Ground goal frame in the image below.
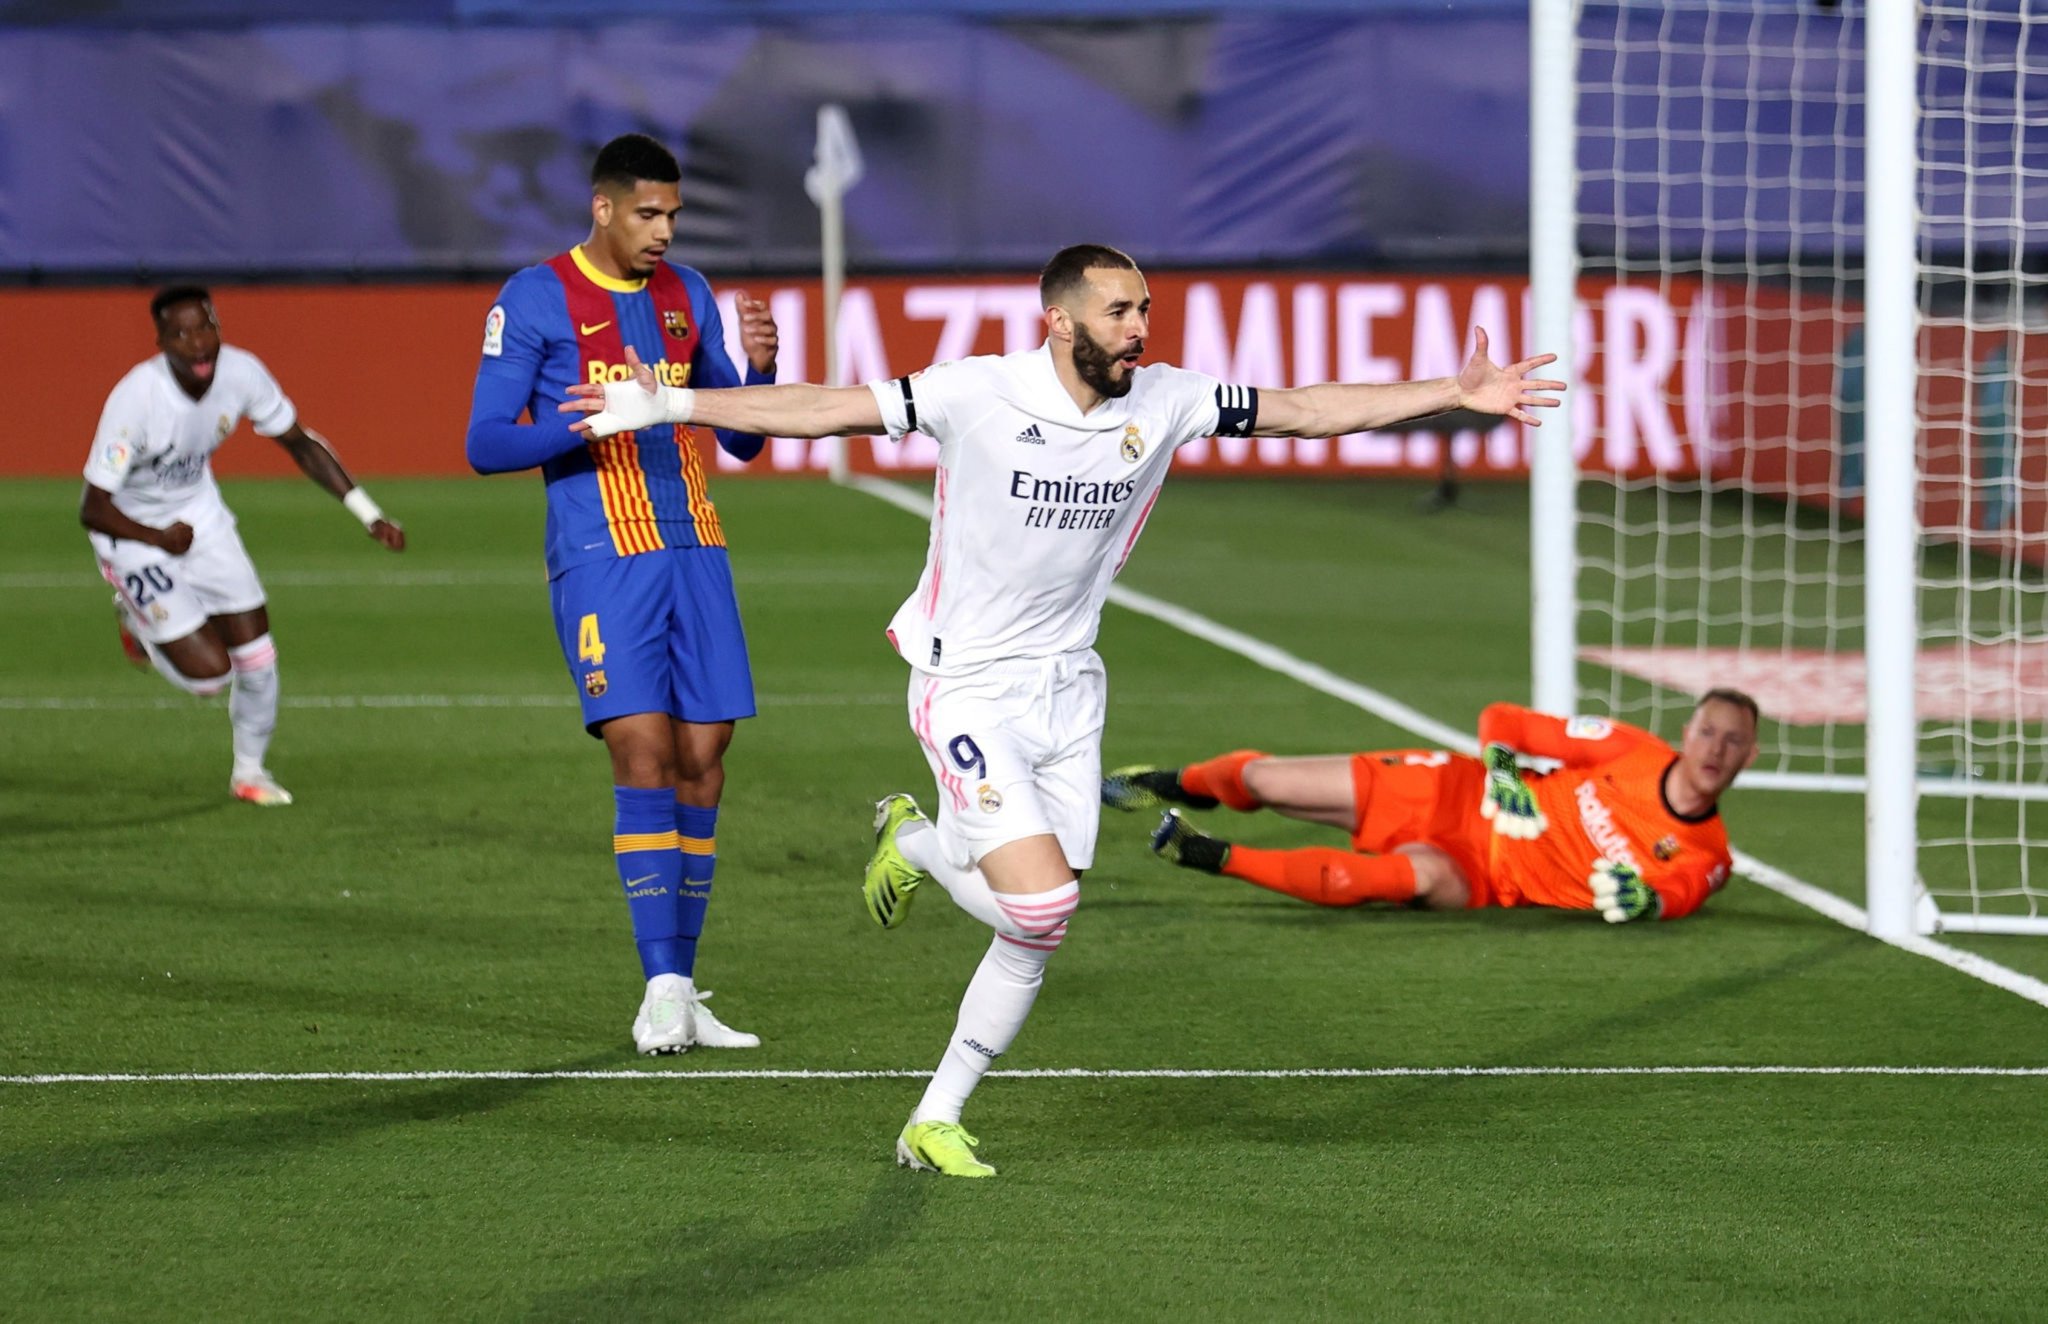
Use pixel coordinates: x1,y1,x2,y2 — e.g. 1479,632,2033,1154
1526,0,2048,938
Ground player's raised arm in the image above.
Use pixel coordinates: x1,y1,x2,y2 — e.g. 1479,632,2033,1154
1249,328,1563,438
560,345,884,439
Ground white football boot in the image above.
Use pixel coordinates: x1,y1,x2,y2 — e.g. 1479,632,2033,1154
684,985,760,1049
230,769,294,807
632,973,693,1055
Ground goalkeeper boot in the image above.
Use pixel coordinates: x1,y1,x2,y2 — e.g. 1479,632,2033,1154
1101,765,1220,813
684,986,760,1049
896,1119,996,1178
864,793,932,930
632,972,692,1056
1150,810,1231,874
229,769,294,807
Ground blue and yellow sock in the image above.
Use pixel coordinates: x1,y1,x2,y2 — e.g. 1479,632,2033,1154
675,802,718,980
614,786,683,980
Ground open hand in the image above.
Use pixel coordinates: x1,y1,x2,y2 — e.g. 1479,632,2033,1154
735,289,778,376
1479,741,1547,839
561,345,662,438
1456,328,1566,426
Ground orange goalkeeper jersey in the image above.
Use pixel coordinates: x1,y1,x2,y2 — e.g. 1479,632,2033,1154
1477,704,1733,920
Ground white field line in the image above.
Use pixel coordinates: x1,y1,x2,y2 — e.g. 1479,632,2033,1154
846,475,2048,1013
1,566,892,591
0,693,892,712
8,1065,2048,1086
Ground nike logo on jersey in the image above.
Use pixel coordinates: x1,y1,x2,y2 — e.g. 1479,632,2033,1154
580,320,613,335
1014,424,1046,445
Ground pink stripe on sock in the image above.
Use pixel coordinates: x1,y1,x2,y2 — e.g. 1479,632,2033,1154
231,646,277,671
998,932,1063,951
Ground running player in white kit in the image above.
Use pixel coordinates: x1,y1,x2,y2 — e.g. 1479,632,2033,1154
563,244,1564,1175
81,286,407,806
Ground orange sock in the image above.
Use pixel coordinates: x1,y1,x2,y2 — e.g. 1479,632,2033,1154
1221,845,1417,908
1179,749,1267,812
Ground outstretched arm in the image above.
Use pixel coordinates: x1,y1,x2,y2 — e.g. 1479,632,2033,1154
271,423,406,551
560,346,884,439
1478,703,1650,767
1252,328,1563,438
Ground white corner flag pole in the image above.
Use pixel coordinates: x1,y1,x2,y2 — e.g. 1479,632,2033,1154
806,104,864,483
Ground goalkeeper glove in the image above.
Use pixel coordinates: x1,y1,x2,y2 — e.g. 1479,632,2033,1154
1478,742,1547,839
1588,858,1662,923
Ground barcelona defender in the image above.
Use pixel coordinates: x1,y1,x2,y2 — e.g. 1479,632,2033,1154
1106,690,1760,923
465,134,777,1054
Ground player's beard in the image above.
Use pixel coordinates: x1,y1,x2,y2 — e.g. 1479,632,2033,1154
1071,322,1136,399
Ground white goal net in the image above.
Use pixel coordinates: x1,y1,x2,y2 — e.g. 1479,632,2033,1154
1532,0,2048,934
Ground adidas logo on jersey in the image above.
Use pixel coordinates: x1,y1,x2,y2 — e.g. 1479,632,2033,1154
1013,424,1046,445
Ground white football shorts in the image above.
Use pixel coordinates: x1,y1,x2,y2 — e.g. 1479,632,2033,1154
95,517,267,644
907,648,1108,873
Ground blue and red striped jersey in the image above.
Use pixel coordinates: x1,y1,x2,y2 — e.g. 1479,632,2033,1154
466,246,770,576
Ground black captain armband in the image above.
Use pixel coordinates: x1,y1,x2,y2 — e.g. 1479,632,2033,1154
1215,384,1259,437
896,375,919,432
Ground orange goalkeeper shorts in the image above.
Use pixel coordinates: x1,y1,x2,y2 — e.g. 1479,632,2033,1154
1347,751,1496,908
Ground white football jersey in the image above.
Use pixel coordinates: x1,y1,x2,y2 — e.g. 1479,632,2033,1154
82,345,297,541
867,343,1256,674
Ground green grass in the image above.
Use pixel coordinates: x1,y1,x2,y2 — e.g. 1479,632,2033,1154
5,476,2047,1320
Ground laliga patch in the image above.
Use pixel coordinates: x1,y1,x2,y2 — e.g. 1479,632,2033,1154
1565,716,1614,740
482,305,506,357
1120,424,1145,463
102,441,130,470
977,783,1004,814
583,669,608,698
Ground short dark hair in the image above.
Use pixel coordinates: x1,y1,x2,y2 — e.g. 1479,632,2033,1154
150,284,212,324
591,133,681,191
1039,243,1138,309
1697,688,1761,727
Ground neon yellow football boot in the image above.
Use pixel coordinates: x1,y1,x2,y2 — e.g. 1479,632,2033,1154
896,1119,996,1178
864,793,932,929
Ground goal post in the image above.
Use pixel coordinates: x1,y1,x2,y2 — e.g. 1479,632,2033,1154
1529,0,2048,936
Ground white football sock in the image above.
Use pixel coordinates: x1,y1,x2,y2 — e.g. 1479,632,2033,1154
141,637,231,697
913,932,1059,1126
227,634,280,776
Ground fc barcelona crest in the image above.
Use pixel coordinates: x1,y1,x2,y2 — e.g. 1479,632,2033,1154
584,669,608,698
662,309,690,339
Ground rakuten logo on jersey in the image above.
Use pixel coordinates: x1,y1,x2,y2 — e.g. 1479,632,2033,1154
1010,469,1139,532
1574,781,1644,876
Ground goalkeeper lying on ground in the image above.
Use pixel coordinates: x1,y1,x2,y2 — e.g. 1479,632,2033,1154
1103,690,1759,923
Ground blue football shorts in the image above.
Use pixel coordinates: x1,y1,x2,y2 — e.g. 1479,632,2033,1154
549,547,756,736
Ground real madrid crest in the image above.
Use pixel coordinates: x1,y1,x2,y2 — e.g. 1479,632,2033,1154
662,309,689,338
584,669,608,698
977,783,1004,814
216,415,233,443
1120,424,1144,463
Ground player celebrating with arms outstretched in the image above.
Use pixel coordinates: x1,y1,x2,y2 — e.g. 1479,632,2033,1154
1106,690,1760,922
563,243,1563,1175
466,134,777,1057
81,285,406,807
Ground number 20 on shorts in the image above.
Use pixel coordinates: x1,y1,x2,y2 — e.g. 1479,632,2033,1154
578,613,606,665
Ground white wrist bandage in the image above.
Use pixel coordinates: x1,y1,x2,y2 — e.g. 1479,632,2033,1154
342,488,384,528
661,386,696,425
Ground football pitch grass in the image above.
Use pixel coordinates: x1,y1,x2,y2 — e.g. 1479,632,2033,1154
5,475,2047,1321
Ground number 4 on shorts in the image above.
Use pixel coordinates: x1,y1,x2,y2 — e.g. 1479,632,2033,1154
578,613,606,665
